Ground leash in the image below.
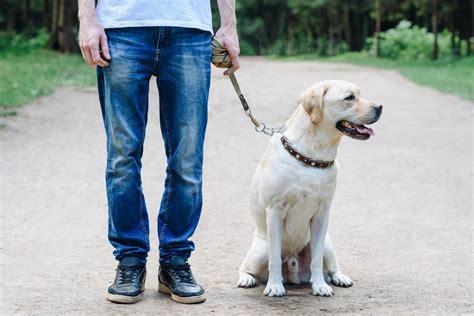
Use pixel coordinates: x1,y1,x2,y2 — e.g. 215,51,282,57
211,37,284,136
211,40,333,168
228,73,285,137
229,74,333,168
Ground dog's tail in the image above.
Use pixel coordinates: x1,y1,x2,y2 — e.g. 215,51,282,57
286,256,300,284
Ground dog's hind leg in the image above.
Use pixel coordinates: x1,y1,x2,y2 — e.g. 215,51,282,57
323,234,353,287
237,234,268,288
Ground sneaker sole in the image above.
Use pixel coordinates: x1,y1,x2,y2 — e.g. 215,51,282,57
158,282,206,304
106,292,143,304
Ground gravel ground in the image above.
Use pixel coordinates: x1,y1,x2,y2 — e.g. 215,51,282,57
1,57,472,314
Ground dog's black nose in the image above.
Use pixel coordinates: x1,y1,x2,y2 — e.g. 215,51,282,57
374,104,383,116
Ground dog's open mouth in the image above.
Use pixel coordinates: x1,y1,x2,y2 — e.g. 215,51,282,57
336,120,374,140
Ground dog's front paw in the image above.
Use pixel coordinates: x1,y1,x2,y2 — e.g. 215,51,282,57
331,272,353,287
237,272,257,288
311,282,334,297
263,282,286,297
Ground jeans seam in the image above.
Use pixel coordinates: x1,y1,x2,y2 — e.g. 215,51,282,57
139,184,149,248
139,101,150,248
159,97,173,247
102,70,120,252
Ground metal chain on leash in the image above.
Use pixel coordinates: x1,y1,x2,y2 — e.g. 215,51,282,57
229,73,285,137
246,109,286,136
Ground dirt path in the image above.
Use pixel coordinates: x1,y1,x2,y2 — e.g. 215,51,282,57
1,58,472,314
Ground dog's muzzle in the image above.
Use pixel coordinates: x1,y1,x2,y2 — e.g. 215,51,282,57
336,105,383,140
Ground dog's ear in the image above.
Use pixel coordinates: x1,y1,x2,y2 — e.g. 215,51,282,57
299,83,328,125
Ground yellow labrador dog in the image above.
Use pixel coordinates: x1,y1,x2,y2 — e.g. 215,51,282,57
237,80,382,297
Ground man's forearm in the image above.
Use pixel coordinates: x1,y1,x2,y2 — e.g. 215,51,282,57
217,0,237,29
78,0,97,20
215,0,240,74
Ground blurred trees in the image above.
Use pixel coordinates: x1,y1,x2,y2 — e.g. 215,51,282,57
431,0,439,59
375,0,382,57
365,20,453,60
0,0,472,58
50,0,79,52
0,0,78,52
229,0,472,58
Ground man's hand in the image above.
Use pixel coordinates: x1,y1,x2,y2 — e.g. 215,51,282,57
213,27,240,75
78,15,110,67
215,0,240,75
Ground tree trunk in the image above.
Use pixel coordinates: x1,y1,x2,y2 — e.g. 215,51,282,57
50,0,79,53
449,8,457,55
327,7,334,56
285,8,294,55
431,0,439,60
51,0,59,35
5,2,15,32
60,0,79,52
343,3,352,50
24,0,32,31
470,0,474,55
43,0,52,31
375,0,382,57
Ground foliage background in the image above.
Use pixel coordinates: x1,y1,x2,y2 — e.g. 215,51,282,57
226,0,472,58
0,0,473,111
1,0,472,58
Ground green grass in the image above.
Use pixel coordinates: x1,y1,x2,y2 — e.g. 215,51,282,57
1,50,472,117
0,50,96,115
275,52,474,101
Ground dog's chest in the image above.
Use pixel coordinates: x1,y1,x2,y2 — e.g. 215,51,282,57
280,168,337,253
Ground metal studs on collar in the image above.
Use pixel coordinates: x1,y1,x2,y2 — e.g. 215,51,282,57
280,136,334,169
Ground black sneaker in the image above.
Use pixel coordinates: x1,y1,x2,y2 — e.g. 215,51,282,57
158,263,206,304
107,257,146,304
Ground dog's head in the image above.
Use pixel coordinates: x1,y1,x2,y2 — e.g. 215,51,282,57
299,80,382,140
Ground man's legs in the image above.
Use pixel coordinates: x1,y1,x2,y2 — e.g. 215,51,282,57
98,27,158,264
155,27,212,265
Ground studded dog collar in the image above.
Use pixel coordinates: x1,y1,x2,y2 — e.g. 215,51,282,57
280,136,334,169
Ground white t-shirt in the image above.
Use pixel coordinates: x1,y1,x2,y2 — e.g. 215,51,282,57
96,0,213,33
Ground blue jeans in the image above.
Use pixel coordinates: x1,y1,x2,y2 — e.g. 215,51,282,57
97,27,211,266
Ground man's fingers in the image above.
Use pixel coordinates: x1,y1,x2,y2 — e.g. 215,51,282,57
224,64,239,75
90,45,109,67
79,45,88,64
230,56,240,71
99,33,111,60
224,51,240,75
81,45,94,65
226,45,240,60
223,45,240,75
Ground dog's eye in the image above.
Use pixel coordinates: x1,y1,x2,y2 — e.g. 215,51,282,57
344,95,355,101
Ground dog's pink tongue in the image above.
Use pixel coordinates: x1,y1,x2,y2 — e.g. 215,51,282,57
355,125,375,136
